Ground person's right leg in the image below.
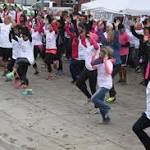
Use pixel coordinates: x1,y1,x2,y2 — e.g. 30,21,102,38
69,59,78,82
88,70,97,95
77,60,85,75
133,113,150,150
76,68,91,99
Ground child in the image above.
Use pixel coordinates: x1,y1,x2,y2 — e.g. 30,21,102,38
15,27,34,88
44,21,58,80
91,46,113,123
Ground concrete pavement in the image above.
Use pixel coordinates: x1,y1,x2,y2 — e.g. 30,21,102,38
0,61,148,150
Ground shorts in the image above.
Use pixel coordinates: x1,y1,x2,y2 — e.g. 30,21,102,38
0,47,12,61
121,55,128,67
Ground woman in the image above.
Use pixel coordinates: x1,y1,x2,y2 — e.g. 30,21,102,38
118,24,130,83
104,21,121,103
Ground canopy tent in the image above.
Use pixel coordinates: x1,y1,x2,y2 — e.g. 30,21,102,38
81,0,126,12
122,9,150,16
81,0,150,15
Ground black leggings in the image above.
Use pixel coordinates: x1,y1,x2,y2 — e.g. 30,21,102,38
33,45,43,69
70,59,85,81
17,59,30,85
45,53,56,73
76,68,97,99
133,113,150,150
65,38,72,59
56,48,64,71
7,58,16,72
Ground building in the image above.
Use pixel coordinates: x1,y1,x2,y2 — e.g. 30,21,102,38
14,0,36,5
54,0,76,7
53,0,90,7
79,0,90,4
0,0,14,3
0,0,90,6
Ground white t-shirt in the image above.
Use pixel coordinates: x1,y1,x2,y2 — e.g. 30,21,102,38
12,37,22,60
31,29,43,46
78,38,87,60
20,40,34,65
134,30,143,49
97,60,113,89
0,23,12,48
84,40,96,71
146,82,150,119
45,30,57,49
8,10,16,21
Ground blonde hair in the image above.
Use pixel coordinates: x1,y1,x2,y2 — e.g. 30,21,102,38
100,46,113,58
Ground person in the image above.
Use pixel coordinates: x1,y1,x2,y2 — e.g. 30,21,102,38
131,24,150,86
15,27,34,88
69,23,85,83
18,13,27,27
56,21,65,75
105,21,121,103
91,46,113,123
44,20,59,80
132,81,150,150
0,16,15,75
31,18,44,75
8,6,16,21
131,22,143,71
118,24,130,83
97,20,107,46
76,27,99,102
16,7,22,24
64,15,73,60
5,25,22,77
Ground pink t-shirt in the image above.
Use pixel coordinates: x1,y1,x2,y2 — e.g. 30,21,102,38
119,32,129,56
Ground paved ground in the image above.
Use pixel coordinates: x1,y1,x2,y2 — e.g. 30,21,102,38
0,60,149,150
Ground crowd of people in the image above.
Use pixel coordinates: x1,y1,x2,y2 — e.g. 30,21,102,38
0,4,150,149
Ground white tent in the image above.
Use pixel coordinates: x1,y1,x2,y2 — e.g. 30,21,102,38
81,0,150,15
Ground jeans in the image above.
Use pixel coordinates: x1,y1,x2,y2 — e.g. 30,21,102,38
92,87,110,116
132,113,150,150
76,68,97,99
